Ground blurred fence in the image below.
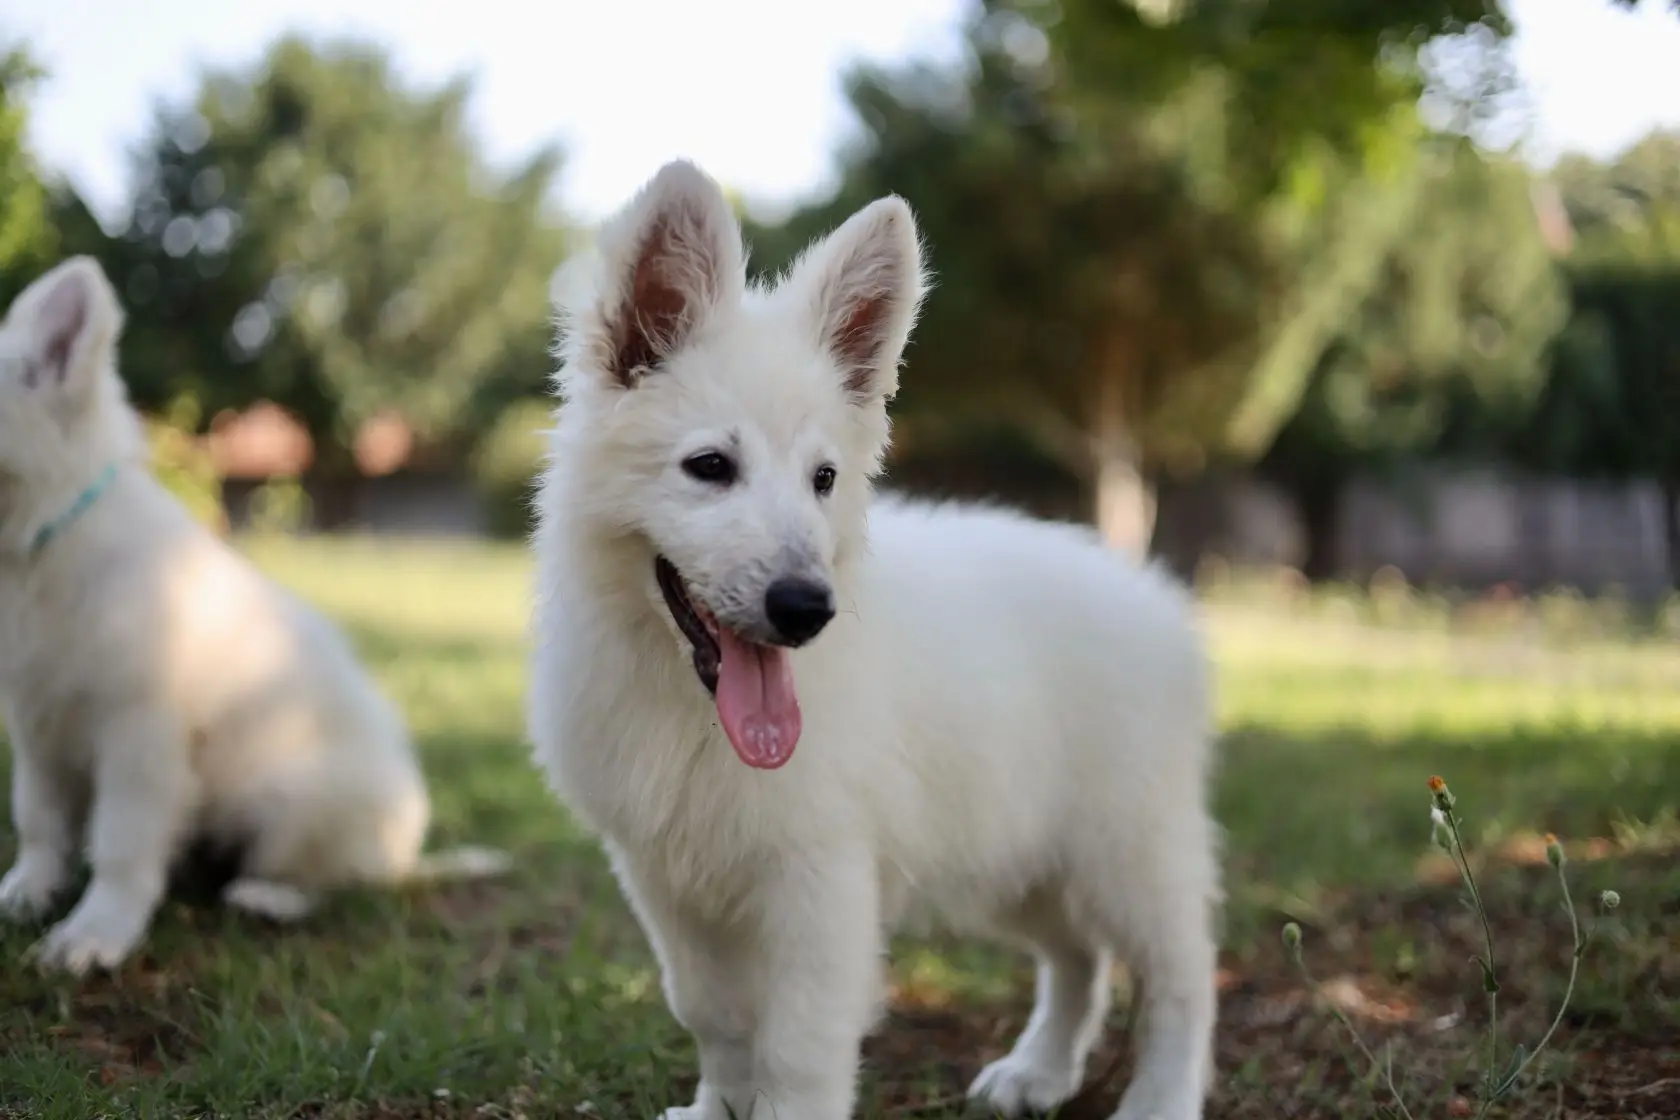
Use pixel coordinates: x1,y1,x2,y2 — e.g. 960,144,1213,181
1155,467,1675,597
220,461,1677,598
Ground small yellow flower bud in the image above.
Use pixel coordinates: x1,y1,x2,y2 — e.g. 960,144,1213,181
1282,922,1302,953
1428,774,1455,812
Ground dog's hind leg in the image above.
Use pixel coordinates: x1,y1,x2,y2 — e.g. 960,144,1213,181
1097,813,1220,1120
968,889,1113,1117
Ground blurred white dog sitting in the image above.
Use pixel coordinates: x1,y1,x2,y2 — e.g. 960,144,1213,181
0,256,509,976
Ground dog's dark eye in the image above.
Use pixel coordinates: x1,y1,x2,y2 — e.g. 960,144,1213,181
682,452,737,486
812,464,837,496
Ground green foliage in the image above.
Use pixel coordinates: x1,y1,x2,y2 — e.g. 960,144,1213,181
1257,140,1569,571
1551,129,1680,262
751,0,1530,547
63,35,568,472
470,397,551,539
246,477,313,536
143,394,227,532
752,41,1285,544
0,43,57,307
997,0,1513,202
1513,263,1680,479
1497,135,1680,517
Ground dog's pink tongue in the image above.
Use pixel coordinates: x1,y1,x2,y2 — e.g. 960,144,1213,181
714,627,801,770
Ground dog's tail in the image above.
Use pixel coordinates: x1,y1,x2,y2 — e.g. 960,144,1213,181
405,845,514,884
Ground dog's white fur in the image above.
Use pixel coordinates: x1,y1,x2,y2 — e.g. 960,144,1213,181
0,257,509,976
528,161,1220,1120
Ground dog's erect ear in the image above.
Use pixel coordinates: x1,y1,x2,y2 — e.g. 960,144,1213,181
555,160,744,392
11,256,123,404
784,196,926,406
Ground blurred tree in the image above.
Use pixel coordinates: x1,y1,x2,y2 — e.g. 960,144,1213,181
1551,129,1680,262
999,0,1517,197
1512,263,1680,582
60,35,567,491
0,43,57,307
1498,132,1680,581
1022,0,1537,467
751,0,1515,551
1259,141,1569,577
470,397,553,540
751,50,1284,551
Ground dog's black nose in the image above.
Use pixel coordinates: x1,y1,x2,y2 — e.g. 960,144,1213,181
764,577,835,646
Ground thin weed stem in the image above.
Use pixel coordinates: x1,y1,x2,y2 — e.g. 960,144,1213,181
1440,811,1504,1120
1293,779,1618,1120
1491,865,1591,1101
1286,935,1417,1120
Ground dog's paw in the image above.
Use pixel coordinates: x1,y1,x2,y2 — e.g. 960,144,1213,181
223,878,317,923
967,1053,1082,1118
0,861,67,921
29,895,150,976
659,1095,733,1120
1112,1088,1204,1120
1112,1098,1201,1120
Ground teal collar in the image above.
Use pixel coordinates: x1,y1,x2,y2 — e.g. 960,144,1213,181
30,463,118,556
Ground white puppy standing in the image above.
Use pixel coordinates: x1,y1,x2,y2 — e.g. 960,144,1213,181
528,161,1220,1120
0,257,508,976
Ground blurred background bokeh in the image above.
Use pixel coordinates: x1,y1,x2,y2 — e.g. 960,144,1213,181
2,0,1676,594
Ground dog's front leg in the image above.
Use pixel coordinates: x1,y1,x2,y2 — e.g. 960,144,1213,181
0,725,80,920
745,852,884,1120
33,709,194,975
623,852,882,1120
610,858,757,1120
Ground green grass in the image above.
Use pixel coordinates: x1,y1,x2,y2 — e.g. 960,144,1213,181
2,537,1676,1119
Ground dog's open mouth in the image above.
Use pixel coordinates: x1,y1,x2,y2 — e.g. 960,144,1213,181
655,556,801,771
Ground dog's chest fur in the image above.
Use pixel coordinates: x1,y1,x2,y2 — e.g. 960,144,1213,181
538,609,856,917
0,558,100,711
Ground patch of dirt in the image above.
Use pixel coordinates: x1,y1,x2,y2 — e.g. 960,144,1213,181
845,988,1679,1120
7,958,202,1084
847,851,1680,1119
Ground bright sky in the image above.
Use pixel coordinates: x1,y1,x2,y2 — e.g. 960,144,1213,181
13,0,1680,230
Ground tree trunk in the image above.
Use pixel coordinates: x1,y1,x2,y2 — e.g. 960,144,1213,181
1664,479,1680,590
1094,446,1156,556
308,476,358,532
1091,383,1155,557
1297,480,1340,583
304,436,359,532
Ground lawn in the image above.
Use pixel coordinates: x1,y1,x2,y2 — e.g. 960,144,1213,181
2,538,1677,1119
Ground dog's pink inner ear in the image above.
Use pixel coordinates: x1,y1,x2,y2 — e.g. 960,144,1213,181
832,289,894,401
27,273,90,389
610,207,719,386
